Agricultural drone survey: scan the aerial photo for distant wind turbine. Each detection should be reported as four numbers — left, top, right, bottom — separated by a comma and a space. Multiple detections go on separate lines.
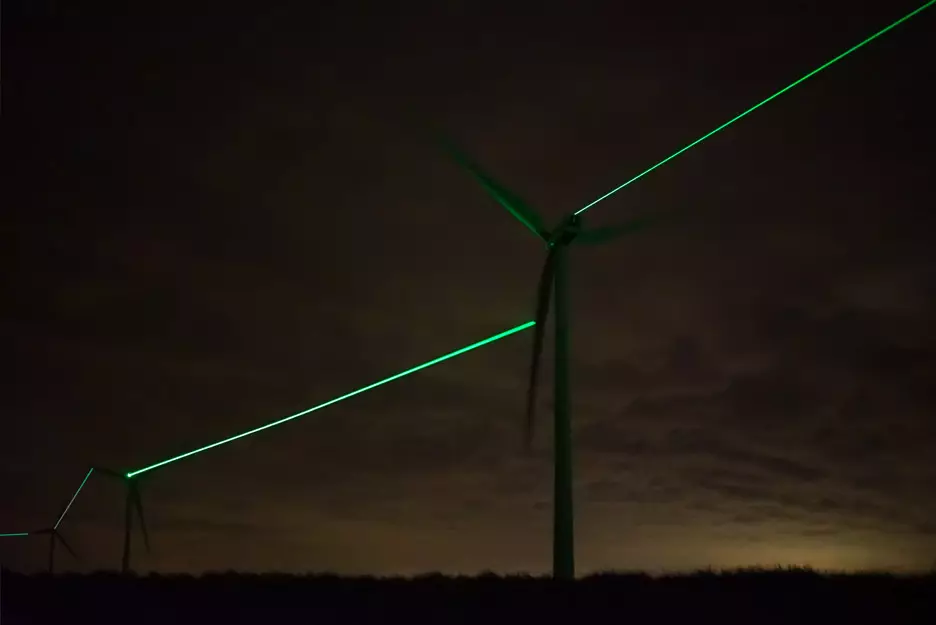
1, 468, 95, 542
95, 467, 150, 574
31, 525, 79, 574
14, 467, 95, 573
440, 138, 654, 580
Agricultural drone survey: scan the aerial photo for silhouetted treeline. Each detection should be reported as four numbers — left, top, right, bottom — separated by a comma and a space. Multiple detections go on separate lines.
3, 567, 935, 624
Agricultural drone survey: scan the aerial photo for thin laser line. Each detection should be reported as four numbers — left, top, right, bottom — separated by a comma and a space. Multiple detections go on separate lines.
0, 533, 29, 537
574, 0, 934, 217
127, 320, 536, 478
53, 467, 95, 531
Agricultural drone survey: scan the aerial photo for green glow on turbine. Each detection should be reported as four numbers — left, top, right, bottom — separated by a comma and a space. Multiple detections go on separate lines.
0, 533, 29, 537
53, 467, 94, 530
127, 320, 537, 478
574, 0, 935, 216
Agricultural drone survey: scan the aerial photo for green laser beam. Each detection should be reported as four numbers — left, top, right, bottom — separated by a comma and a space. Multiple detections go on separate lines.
126, 320, 537, 478
0, 533, 29, 537
53, 467, 95, 531
574, 0, 935, 217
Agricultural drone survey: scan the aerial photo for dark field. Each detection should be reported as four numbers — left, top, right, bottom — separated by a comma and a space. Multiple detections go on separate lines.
3, 568, 935, 624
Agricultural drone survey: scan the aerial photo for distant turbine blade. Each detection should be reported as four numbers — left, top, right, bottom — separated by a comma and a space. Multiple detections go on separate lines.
526, 250, 557, 448
438, 135, 549, 240
576, 216, 655, 245
93, 466, 123, 480
56, 533, 79, 561
131, 484, 151, 553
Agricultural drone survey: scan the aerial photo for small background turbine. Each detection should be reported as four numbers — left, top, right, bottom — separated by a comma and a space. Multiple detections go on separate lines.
30, 525, 79, 574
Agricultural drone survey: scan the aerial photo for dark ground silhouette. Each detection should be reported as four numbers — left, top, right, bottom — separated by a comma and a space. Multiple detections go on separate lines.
3, 567, 934, 624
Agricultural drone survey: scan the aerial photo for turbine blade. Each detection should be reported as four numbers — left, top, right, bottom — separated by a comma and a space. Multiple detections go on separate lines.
576, 216, 655, 245
93, 466, 123, 480
56, 533, 79, 561
131, 484, 151, 553
525, 250, 557, 449
437, 135, 549, 240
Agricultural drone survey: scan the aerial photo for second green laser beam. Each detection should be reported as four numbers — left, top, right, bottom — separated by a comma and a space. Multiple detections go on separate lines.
53, 467, 95, 530
127, 320, 536, 478
574, 0, 935, 217
0, 533, 29, 537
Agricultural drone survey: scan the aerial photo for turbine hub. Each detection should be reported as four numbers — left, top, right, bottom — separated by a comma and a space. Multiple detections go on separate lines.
547, 214, 582, 248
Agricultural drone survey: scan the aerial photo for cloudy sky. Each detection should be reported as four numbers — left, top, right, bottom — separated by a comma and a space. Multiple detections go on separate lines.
3, 0, 935, 575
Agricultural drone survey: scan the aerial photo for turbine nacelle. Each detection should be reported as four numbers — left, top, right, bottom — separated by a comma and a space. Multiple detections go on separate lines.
545, 214, 582, 249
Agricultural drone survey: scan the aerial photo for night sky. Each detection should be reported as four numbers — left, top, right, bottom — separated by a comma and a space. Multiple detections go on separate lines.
3, 1, 935, 576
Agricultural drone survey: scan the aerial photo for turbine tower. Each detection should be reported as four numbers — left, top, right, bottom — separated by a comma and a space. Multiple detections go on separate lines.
441, 139, 652, 579
95, 467, 151, 573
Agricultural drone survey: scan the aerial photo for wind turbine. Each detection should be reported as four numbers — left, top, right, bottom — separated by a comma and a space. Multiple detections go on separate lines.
430, 2, 936, 579
30, 525, 79, 574
95, 467, 150, 573
440, 138, 653, 580
24, 467, 94, 573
